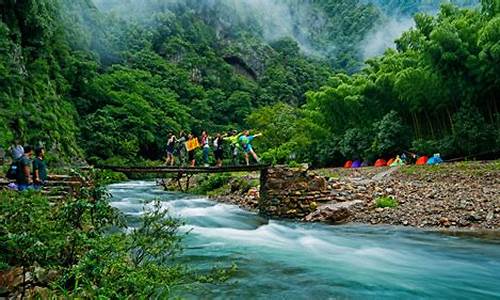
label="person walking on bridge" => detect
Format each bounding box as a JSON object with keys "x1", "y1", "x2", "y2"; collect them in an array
[
  {"x1": 165, "y1": 133, "x2": 177, "y2": 166},
  {"x1": 213, "y1": 133, "x2": 225, "y2": 167},
  {"x1": 175, "y1": 131, "x2": 187, "y2": 166},
  {"x1": 186, "y1": 133, "x2": 199, "y2": 167},
  {"x1": 239, "y1": 130, "x2": 262, "y2": 166},
  {"x1": 201, "y1": 131, "x2": 210, "y2": 167},
  {"x1": 227, "y1": 130, "x2": 242, "y2": 165}
]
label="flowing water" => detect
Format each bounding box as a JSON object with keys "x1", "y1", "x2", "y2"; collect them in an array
[{"x1": 109, "y1": 181, "x2": 500, "y2": 299}]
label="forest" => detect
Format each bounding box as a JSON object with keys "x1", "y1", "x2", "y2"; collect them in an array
[{"x1": 0, "y1": 0, "x2": 498, "y2": 167}]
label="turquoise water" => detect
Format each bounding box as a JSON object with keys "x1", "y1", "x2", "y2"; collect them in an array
[{"x1": 109, "y1": 181, "x2": 500, "y2": 299}]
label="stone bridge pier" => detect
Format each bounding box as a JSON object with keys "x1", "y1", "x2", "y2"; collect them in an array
[{"x1": 259, "y1": 166, "x2": 331, "y2": 219}]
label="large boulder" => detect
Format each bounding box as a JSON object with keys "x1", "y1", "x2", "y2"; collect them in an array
[{"x1": 304, "y1": 200, "x2": 364, "y2": 224}]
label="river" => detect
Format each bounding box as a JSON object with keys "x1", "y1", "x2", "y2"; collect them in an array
[{"x1": 108, "y1": 181, "x2": 500, "y2": 299}]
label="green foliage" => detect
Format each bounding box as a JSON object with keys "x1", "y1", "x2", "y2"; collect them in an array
[
  {"x1": 371, "y1": 111, "x2": 410, "y2": 157},
  {"x1": 192, "y1": 173, "x2": 232, "y2": 195},
  {"x1": 0, "y1": 191, "x2": 65, "y2": 268},
  {"x1": 411, "y1": 139, "x2": 441, "y2": 155},
  {"x1": 230, "y1": 176, "x2": 259, "y2": 194},
  {"x1": 451, "y1": 103, "x2": 493, "y2": 156},
  {"x1": 375, "y1": 196, "x2": 399, "y2": 208},
  {"x1": 80, "y1": 66, "x2": 190, "y2": 161},
  {"x1": 247, "y1": 103, "x2": 301, "y2": 164},
  {"x1": 92, "y1": 169, "x2": 128, "y2": 185},
  {"x1": 339, "y1": 128, "x2": 373, "y2": 160},
  {"x1": 63, "y1": 201, "x2": 189, "y2": 298}
]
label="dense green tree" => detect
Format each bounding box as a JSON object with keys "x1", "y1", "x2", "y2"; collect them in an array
[{"x1": 250, "y1": 2, "x2": 498, "y2": 166}]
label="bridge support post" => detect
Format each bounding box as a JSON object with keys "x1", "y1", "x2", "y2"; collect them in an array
[{"x1": 259, "y1": 168, "x2": 268, "y2": 209}]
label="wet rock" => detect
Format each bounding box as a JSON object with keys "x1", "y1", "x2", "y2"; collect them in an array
[
  {"x1": 439, "y1": 217, "x2": 450, "y2": 227},
  {"x1": 467, "y1": 213, "x2": 482, "y2": 222}
]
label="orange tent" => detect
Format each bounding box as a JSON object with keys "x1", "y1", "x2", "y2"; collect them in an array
[
  {"x1": 416, "y1": 156, "x2": 428, "y2": 165},
  {"x1": 374, "y1": 159, "x2": 387, "y2": 167},
  {"x1": 343, "y1": 160, "x2": 353, "y2": 168},
  {"x1": 386, "y1": 158, "x2": 395, "y2": 166}
]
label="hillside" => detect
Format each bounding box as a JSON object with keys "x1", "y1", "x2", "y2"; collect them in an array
[{"x1": 0, "y1": 0, "x2": 497, "y2": 166}]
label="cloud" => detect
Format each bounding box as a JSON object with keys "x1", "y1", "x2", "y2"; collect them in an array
[
  {"x1": 361, "y1": 17, "x2": 414, "y2": 59},
  {"x1": 91, "y1": 0, "x2": 325, "y2": 56}
]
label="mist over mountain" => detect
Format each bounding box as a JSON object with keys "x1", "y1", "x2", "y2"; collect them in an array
[
  {"x1": 90, "y1": 0, "x2": 480, "y2": 65},
  {"x1": 360, "y1": 0, "x2": 480, "y2": 59}
]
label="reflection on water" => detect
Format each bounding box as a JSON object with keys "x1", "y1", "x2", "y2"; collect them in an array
[{"x1": 109, "y1": 181, "x2": 500, "y2": 299}]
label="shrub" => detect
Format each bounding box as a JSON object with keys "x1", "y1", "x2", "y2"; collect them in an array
[
  {"x1": 193, "y1": 173, "x2": 231, "y2": 194},
  {"x1": 375, "y1": 196, "x2": 398, "y2": 208}
]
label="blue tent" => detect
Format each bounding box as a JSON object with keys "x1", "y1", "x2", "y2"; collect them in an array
[
  {"x1": 352, "y1": 160, "x2": 362, "y2": 168},
  {"x1": 427, "y1": 154, "x2": 443, "y2": 165}
]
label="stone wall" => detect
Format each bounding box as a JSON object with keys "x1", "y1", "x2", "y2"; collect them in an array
[{"x1": 259, "y1": 166, "x2": 332, "y2": 218}]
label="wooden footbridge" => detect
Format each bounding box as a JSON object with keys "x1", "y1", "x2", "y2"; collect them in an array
[
  {"x1": 98, "y1": 164, "x2": 270, "y2": 191},
  {"x1": 99, "y1": 164, "x2": 269, "y2": 174}
]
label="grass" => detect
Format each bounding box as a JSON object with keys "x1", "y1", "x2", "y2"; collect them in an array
[
  {"x1": 375, "y1": 196, "x2": 398, "y2": 208},
  {"x1": 400, "y1": 160, "x2": 500, "y2": 176},
  {"x1": 399, "y1": 164, "x2": 444, "y2": 175}
]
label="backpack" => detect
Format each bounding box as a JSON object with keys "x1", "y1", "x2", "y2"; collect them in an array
[{"x1": 6, "y1": 161, "x2": 18, "y2": 180}]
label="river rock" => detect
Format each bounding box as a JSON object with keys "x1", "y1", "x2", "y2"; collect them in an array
[
  {"x1": 0, "y1": 267, "x2": 23, "y2": 292},
  {"x1": 304, "y1": 200, "x2": 364, "y2": 224}
]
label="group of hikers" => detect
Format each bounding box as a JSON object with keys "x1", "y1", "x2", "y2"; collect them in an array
[
  {"x1": 4, "y1": 140, "x2": 48, "y2": 191},
  {"x1": 164, "y1": 130, "x2": 262, "y2": 167}
]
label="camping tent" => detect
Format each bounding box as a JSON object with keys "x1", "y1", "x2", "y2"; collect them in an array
[
  {"x1": 416, "y1": 156, "x2": 428, "y2": 165},
  {"x1": 344, "y1": 160, "x2": 353, "y2": 168},
  {"x1": 427, "y1": 154, "x2": 443, "y2": 165},
  {"x1": 390, "y1": 156, "x2": 404, "y2": 167},
  {"x1": 352, "y1": 160, "x2": 362, "y2": 168},
  {"x1": 375, "y1": 159, "x2": 387, "y2": 167}
]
